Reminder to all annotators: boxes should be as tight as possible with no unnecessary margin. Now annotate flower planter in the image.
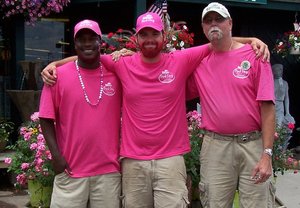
[28,180,53,208]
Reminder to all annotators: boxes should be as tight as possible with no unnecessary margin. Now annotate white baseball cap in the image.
[202,2,231,21]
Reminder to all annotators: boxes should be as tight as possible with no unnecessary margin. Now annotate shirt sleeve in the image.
[178,43,211,75]
[39,84,56,120]
[254,61,275,104]
[101,54,116,72]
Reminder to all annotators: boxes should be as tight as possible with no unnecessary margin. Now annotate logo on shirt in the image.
[232,60,251,79]
[158,70,175,83]
[103,82,115,96]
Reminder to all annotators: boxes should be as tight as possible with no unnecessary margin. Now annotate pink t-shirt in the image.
[102,45,210,160]
[189,44,274,134]
[39,61,122,178]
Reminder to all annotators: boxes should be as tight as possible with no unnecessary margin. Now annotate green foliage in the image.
[184,111,204,188]
[0,119,14,142]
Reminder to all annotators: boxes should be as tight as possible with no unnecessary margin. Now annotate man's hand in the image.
[250,38,270,62]
[111,48,135,62]
[251,154,272,184]
[41,63,57,86]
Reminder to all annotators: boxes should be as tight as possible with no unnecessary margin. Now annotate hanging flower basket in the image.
[0,0,70,24]
[273,22,300,58]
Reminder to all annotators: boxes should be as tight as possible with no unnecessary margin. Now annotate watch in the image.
[264,148,273,157]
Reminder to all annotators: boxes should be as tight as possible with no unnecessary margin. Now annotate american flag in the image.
[148,0,168,20]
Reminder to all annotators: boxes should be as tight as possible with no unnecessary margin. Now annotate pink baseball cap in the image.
[136,12,163,34]
[74,19,102,38]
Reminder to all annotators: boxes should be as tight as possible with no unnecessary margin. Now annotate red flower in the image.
[116,28,123,33]
[107,32,114,38]
[288,123,295,130]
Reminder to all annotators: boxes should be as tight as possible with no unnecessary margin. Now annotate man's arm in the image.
[40,118,69,175]
[251,101,275,184]
[41,56,77,85]
[233,37,270,62]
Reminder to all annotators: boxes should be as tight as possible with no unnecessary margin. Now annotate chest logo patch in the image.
[158,70,175,83]
[232,60,251,79]
[103,82,115,96]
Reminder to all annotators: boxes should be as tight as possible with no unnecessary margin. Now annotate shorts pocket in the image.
[199,181,209,208]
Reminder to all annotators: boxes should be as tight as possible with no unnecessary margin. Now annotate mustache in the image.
[208,27,222,35]
[207,27,223,40]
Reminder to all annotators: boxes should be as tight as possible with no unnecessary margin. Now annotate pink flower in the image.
[21,163,30,170]
[35,165,42,173]
[4,157,12,164]
[274,132,279,140]
[16,173,27,186]
[24,132,32,141]
[45,150,52,160]
[287,157,294,165]
[20,127,27,135]
[30,143,38,150]
[37,133,44,142]
[30,112,39,122]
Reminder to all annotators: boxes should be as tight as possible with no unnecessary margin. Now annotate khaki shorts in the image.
[199,132,275,208]
[51,172,121,208]
[121,155,189,208]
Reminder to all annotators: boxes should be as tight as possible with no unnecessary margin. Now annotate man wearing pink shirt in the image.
[40,12,270,208]
[39,20,122,208]
[188,3,275,207]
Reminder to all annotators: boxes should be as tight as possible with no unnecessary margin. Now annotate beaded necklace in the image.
[75,60,104,106]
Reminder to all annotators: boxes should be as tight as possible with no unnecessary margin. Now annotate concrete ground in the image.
[276,170,300,208]
[0,171,299,208]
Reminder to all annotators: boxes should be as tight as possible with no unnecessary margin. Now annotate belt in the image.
[204,130,261,143]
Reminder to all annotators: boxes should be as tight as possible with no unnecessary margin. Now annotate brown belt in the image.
[204,130,261,143]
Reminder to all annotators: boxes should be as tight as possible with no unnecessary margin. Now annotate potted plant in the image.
[0,119,14,151]
[4,112,54,208]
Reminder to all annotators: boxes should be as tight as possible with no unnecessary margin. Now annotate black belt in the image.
[204,130,261,143]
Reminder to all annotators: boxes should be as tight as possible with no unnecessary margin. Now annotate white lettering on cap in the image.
[79,20,93,28]
[141,14,155,23]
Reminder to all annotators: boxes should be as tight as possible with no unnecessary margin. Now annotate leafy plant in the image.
[5,112,54,188]
[184,110,204,188]
[272,122,296,176]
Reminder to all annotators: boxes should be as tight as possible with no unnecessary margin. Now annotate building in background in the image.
[0,0,300,147]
